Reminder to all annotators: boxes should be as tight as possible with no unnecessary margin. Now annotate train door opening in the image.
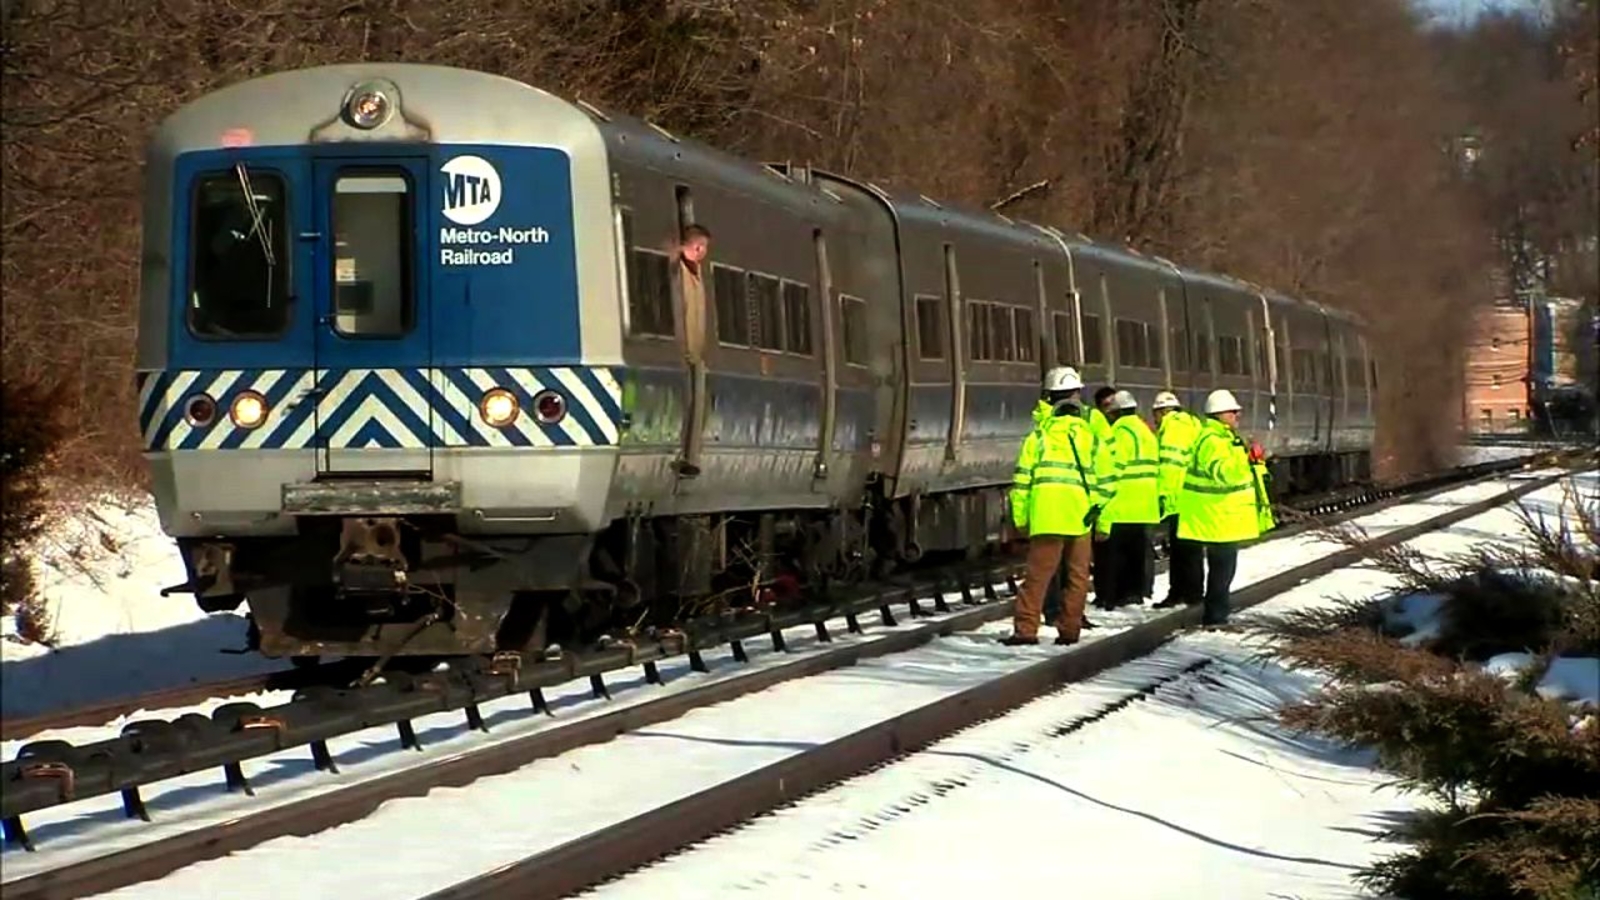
[674,183,708,478]
[942,244,965,463]
[814,227,838,484]
[311,157,433,478]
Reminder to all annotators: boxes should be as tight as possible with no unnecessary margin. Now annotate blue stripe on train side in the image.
[135,367,623,451]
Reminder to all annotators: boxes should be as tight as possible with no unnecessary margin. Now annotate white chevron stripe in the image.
[427,369,467,446]
[153,371,201,448]
[377,369,430,421]
[286,409,316,450]
[329,395,428,449]
[551,366,619,443]
[137,372,160,420]
[319,369,365,420]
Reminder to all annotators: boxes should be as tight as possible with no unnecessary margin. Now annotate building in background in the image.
[1461,297,1532,433]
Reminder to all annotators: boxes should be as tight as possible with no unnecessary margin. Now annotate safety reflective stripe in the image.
[1183,433,1252,495]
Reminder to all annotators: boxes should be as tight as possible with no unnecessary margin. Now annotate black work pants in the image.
[1106,523,1151,606]
[1091,536,1114,607]
[1200,542,1242,625]
[1165,514,1204,605]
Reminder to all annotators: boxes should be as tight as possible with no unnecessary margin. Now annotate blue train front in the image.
[137,65,629,662]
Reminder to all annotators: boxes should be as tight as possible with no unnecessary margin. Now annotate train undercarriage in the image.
[170,449,1369,668]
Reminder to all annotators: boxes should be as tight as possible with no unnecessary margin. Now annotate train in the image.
[135,63,1379,664]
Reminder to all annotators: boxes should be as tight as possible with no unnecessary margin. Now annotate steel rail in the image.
[422,465,1581,900]
[0,663,376,744]
[0,457,1565,900]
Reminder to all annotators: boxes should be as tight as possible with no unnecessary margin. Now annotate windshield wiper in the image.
[234,162,277,306]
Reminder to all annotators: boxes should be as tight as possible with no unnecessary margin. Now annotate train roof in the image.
[157,63,1370,332]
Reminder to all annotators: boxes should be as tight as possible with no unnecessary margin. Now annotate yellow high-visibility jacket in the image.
[1098,413,1161,533]
[1011,405,1114,537]
[1176,418,1271,544]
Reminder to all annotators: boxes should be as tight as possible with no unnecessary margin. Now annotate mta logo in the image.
[440,155,502,226]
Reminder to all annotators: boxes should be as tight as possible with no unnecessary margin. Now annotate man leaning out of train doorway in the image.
[1002,366,1113,646]
[1175,389,1275,627]
[673,224,713,478]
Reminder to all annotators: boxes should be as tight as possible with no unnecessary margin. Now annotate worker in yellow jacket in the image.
[1095,390,1161,608]
[1151,391,1204,609]
[1004,366,1114,646]
[1177,389,1275,626]
[1085,386,1118,603]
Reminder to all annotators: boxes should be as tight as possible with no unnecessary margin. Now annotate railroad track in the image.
[0,451,1548,746]
[0,453,1576,900]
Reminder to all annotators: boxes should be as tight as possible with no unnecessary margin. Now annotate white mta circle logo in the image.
[440,155,501,226]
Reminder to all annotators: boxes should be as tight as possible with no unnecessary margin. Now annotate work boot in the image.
[999,633,1039,646]
[1153,597,1185,609]
[1054,632,1080,646]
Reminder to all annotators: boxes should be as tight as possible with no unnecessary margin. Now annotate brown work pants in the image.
[1012,534,1092,640]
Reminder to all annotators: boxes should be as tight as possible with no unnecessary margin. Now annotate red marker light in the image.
[221,128,254,148]
[532,390,566,425]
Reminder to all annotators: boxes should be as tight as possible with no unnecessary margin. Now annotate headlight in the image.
[480,388,519,427]
[230,391,269,429]
[345,85,392,130]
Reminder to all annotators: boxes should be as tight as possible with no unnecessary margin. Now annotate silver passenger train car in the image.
[137,64,1378,662]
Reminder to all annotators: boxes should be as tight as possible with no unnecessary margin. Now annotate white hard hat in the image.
[1152,391,1180,410]
[1204,389,1242,414]
[1043,366,1083,392]
[1111,390,1138,411]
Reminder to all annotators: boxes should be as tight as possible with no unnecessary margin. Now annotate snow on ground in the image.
[586,472,1598,900]
[1454,442,1552,466]
[20,469,1574,899]
[1,498,272,719]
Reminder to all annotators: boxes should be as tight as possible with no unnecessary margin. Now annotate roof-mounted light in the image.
[344,83,393,130]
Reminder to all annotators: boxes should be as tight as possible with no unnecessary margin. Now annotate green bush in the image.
[1253,474,1600,900]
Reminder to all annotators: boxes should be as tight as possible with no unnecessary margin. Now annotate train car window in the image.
[1146,322,1165,370]
[1052,312,1073,366]
[331,173,415,338]
[1170,327,1191,372]
[1345,354,1363,391]
[916,295,946,361]
[781,281,813,355]
[1115,318,1145,368]
[1194,333,1212,374]
[840,295,868,366]
[1014,307,1037,363]
[1291,348,1316,391]
[1217,335,1245,376]
[990,303,1015,362]
[967,300,989,361]
[188,169,293,339]
[711,263,748,346]
[750,273,783,350]
[1370,359,1379,389]
[628,248,676,338]
[1080,313,1103,364]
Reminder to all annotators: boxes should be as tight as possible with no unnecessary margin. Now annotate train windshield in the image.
[188,165,291,339]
